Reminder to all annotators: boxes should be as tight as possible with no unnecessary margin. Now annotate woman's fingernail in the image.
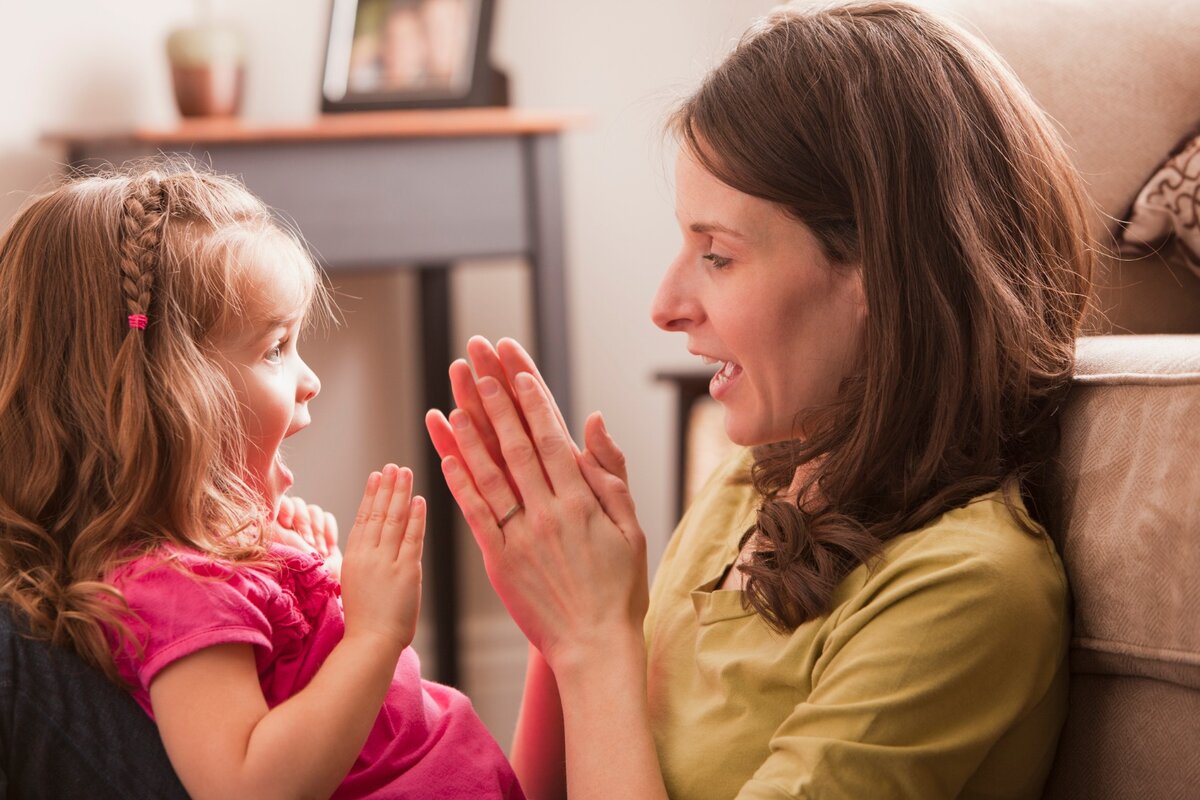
[450,410,469,430]
[442,456,457,473]
[478,378,499,397]
[515,372,536,393]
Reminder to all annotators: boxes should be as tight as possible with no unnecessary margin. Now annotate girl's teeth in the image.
[701,356,718,365]
[722,360,737,376]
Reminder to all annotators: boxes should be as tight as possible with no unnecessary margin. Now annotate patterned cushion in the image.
[1120,134,1200,281]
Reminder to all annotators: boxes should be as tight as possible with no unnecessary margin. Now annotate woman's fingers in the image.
[578,451,640,534]
[512,373,590,498]
[475,376,554,505]
[583,411,629,484]
[495,338,577,454]
[441,455,505,552]
[448,406,522,517]
[426,408,464,463]
[450,357,511,460]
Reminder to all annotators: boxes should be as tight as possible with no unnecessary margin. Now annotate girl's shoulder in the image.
[107,541,334,604]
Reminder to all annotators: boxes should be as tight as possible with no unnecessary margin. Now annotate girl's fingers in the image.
[403,496,427,558]
[291,499,314,544]
[276,496,295,528]
[495,338,577,454]
[448,407,522,520]
[512,373,589,497]
[365,465,399,545]
[350,471,384,549]
[379,467,414,555]
[584,412,629,484]
[475,376,553,505]
[322,511,339,554]
[441,455,504,553]
[306,504,327,555]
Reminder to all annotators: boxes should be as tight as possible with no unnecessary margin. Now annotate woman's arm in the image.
[429,339,668,799]
[148,465,424,800]
[510,645,567,800]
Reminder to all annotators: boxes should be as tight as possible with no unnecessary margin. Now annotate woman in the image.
[426,2,1094,798]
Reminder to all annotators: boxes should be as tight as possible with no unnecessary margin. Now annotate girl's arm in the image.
[429,338,668,800]
[148,465,424,800]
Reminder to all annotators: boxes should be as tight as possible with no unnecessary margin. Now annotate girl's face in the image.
[216,263,321,516]
[652,149,867,446]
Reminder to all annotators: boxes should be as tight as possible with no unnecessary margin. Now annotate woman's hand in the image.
[274,495,343,579]
[426,336,578,498]
[429,350,648,671]
[339,465,426,650]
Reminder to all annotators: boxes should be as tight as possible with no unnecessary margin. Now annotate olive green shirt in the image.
[644,450,1069,799]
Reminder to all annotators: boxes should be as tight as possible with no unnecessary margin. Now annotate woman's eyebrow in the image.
[689,221,747,239]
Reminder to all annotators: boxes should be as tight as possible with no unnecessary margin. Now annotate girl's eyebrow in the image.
[253,315,300,339]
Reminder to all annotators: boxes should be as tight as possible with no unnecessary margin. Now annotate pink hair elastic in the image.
[127,313,148,330]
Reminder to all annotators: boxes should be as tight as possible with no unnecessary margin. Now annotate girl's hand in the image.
[274,495,343,580]
[339,465,426,650]
[435,367,649,671]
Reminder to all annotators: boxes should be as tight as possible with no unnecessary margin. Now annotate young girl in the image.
[0,163,523,799]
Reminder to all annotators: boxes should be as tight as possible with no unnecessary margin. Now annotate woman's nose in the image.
[651,254,703,332]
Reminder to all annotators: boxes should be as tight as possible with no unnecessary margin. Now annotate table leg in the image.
[525,134,573,429]
[418,264,459,687]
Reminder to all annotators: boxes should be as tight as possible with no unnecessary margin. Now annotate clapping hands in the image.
[426,337,649,669]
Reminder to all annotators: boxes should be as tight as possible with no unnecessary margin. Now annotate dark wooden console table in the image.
[50,108,582,687]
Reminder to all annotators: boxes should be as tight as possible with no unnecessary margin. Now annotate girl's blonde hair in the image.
[0,161,333,679]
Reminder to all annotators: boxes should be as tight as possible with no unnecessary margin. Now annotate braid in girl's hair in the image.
[118,173,165,331]
[106,174,168,519]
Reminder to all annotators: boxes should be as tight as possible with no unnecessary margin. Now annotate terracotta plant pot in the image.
[166,25,244,118]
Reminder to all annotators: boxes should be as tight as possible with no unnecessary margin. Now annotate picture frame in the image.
[320,0,507,113]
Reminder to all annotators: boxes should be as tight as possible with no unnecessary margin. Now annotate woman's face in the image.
[652,149,867,446]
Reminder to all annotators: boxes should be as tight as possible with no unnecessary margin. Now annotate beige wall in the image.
[0,0,774,747]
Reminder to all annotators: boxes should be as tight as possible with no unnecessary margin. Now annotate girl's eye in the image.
[265,343,284,363]
[702,252,732,269]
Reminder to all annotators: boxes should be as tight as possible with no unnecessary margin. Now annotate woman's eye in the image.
[702,252,732,269]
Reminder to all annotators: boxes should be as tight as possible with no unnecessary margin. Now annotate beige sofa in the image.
[1044,336,1200,798]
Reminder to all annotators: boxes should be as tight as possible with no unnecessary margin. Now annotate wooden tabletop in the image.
[46,107,587,146]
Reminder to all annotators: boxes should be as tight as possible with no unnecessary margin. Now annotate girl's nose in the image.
[651,253,703,332]
[298,360,320,403]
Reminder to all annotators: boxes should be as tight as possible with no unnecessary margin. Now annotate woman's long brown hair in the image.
[0,161,333,679]
[672,2,1095,632]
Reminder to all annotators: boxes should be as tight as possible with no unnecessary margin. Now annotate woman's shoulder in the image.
[846,487,1069,625]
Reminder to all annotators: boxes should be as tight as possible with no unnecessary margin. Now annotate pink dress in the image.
[105,543,524,799]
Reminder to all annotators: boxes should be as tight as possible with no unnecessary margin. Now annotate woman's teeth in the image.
[712,360,739,385]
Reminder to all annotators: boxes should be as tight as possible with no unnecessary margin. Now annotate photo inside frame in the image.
[324,0,482,102]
